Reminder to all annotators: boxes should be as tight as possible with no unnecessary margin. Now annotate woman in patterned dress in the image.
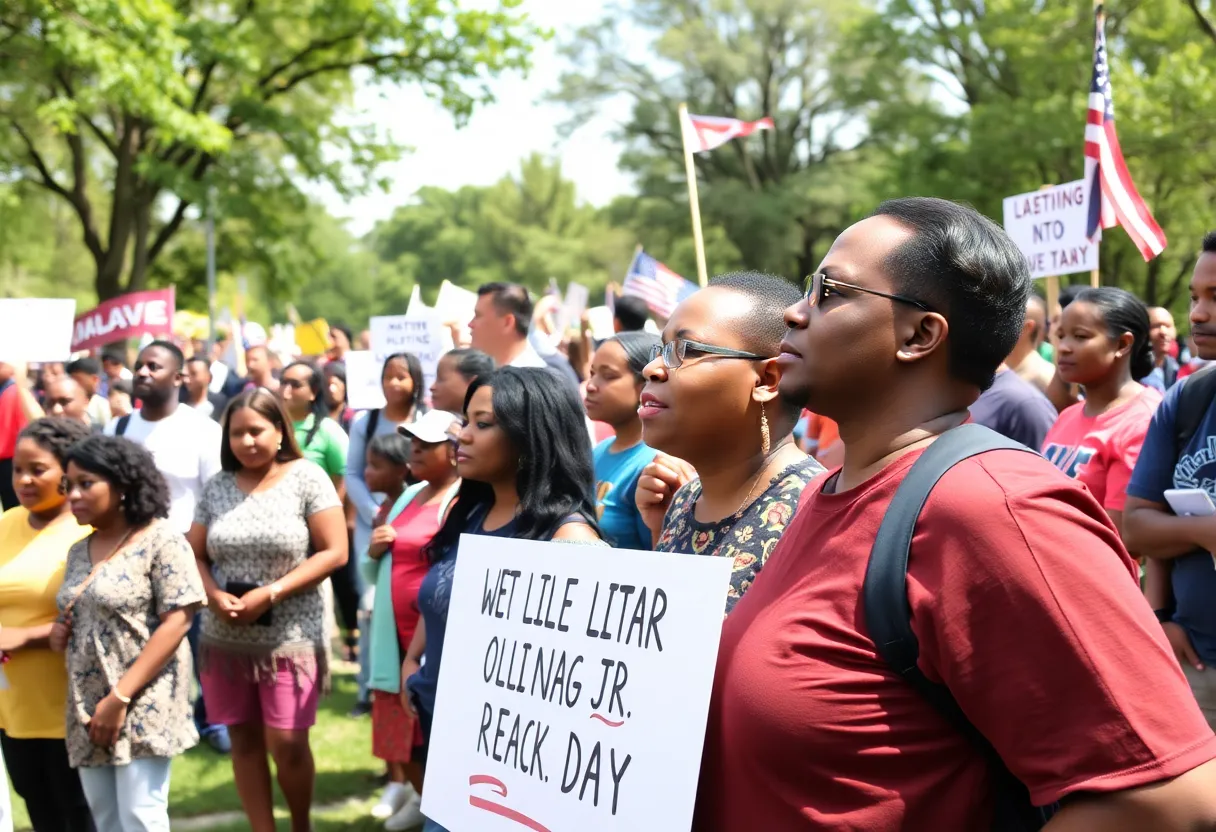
[186,389,348,832]
[635,272,825,613]
[51,436,205,832]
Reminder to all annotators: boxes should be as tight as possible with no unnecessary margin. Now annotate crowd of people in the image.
[3,199,1216,831]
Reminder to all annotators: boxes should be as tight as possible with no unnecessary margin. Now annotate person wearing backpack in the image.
[1125,232,1216,730]
[345,352,426,716]
[692,201,1216,832]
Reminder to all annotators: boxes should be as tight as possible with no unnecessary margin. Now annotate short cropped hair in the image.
[871,197,1030,390]
[66,357,101,377]
[1203,231,1216,253]
[478,283,533,337]
[708,271,803,357]
[141,340,185,372]
[613,295,650,332]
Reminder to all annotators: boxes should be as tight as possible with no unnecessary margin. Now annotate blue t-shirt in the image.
[1126,376,1216,662]
[968,369,1058,451]
[592,438,657,551]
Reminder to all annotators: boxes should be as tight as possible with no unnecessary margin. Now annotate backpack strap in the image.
[1175,364,1216,460]
[364,408,381,444]
[863,423,1053,830]
[115,413,132,437]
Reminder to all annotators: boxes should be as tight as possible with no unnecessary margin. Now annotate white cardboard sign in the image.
[0,298,76,363]
[421,536,732,832]
[369,313,445,394]
[1001,180,1099,279]
[344,349,385,411]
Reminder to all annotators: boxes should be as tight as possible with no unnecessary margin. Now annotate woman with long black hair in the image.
[403,367,602,832]
[347,352,427,713]
[279,361,349,494]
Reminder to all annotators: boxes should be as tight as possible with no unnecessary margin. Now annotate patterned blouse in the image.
[194,461,342,678]
[57,519,205,768]
[656,457,824,614]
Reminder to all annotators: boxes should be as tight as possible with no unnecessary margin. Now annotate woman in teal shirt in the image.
[584,331,661,550]
[280,361,349,490]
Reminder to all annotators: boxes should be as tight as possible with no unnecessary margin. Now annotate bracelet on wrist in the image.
[112,687,132,705]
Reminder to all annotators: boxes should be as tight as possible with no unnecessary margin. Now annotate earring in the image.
[760,401,771,457]
[59,478,67,495]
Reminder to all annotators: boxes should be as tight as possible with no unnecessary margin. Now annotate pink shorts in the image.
[201,655,321,731]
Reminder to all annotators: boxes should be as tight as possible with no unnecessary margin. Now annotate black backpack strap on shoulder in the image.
[364,408,381,444]
[1175,364,1216,460]
[115,414,132,437]
[863,423,1053,831]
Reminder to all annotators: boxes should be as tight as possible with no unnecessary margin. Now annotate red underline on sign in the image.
[590,713,625,727]
[468,774,553,832]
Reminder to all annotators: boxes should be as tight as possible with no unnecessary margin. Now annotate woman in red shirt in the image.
[1042,287,1161,535]
[361,412,461,829]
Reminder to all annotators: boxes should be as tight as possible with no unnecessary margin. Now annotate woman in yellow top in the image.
[0,417,95,831]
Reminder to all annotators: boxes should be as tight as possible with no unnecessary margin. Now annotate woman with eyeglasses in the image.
[636,272,824,614]
[584,332,662,550]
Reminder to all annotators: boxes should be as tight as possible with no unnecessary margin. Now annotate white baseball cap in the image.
[398,410,462,444]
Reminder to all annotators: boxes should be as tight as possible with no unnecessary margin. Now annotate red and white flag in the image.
[680,111,774,154]
[1084,7,1166,260]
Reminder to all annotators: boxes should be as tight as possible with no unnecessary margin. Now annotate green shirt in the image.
[292,415,349,478]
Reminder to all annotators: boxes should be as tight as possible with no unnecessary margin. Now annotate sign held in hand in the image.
[422,536,732,832]
[1002,181,1099,279]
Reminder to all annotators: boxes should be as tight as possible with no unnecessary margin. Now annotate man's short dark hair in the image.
[66,357,101,377]
[101,351,125,367]
[613,295,650,331]
[141,340,185,372]
[478,282,533,338]
[871,197,1030,390]
[1203,231,1216,253]
[185,356,211,375]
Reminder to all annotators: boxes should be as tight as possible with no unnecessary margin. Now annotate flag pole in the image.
[678,103,710,288]
[1090,0,1104,289]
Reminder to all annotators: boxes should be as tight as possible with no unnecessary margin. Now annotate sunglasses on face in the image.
[647,338,770,370]
[803,272,932,312]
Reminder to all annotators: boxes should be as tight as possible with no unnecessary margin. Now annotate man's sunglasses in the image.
[648,339,770,370]
[804,272,932,312]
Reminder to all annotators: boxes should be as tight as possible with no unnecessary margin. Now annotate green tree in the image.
[0,0,539,301]
[366,154,635,297]
[554,0,886,280]
[859,0,1216,310]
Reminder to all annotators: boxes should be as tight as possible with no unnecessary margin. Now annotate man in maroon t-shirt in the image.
[692,198,1216,831]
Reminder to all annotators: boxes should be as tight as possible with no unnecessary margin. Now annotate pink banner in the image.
[71,288,176,351]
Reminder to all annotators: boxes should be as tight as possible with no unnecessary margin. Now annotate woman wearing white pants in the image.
[52,437,205,831]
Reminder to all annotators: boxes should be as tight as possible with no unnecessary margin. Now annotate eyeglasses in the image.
[647,338,770,370]
[803,272,932,312]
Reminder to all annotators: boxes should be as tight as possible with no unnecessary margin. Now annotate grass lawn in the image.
[9,669,385,831]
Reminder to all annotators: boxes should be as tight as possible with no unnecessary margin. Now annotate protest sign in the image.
[370,313,445,392]
[0,299,76,363]
[71,288,175,351]
[1002,181,1098,279]
[422,536,732,832]
[344,350,385,410]
[294,319,330,357]
[436,280,478,326]
[558,282,590,335]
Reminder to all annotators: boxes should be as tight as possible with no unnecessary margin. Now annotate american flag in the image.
[680,111,774,154]
[1084,6,1166,260]
[622,251,698,318]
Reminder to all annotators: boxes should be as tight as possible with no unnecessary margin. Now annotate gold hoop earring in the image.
[760,401,771,457]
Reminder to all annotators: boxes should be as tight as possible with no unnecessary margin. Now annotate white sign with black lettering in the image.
[421,535,732,831]
[1002,180,1098,279]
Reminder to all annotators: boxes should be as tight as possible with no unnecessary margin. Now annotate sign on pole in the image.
[0,299,76,363]
[421,536,732,832]
[369,313,446,394]
[1002,180,1098,279]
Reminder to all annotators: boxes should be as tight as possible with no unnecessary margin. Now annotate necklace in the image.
[730,439,794,517]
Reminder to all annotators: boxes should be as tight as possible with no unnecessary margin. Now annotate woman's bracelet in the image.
[112,687,132,705]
